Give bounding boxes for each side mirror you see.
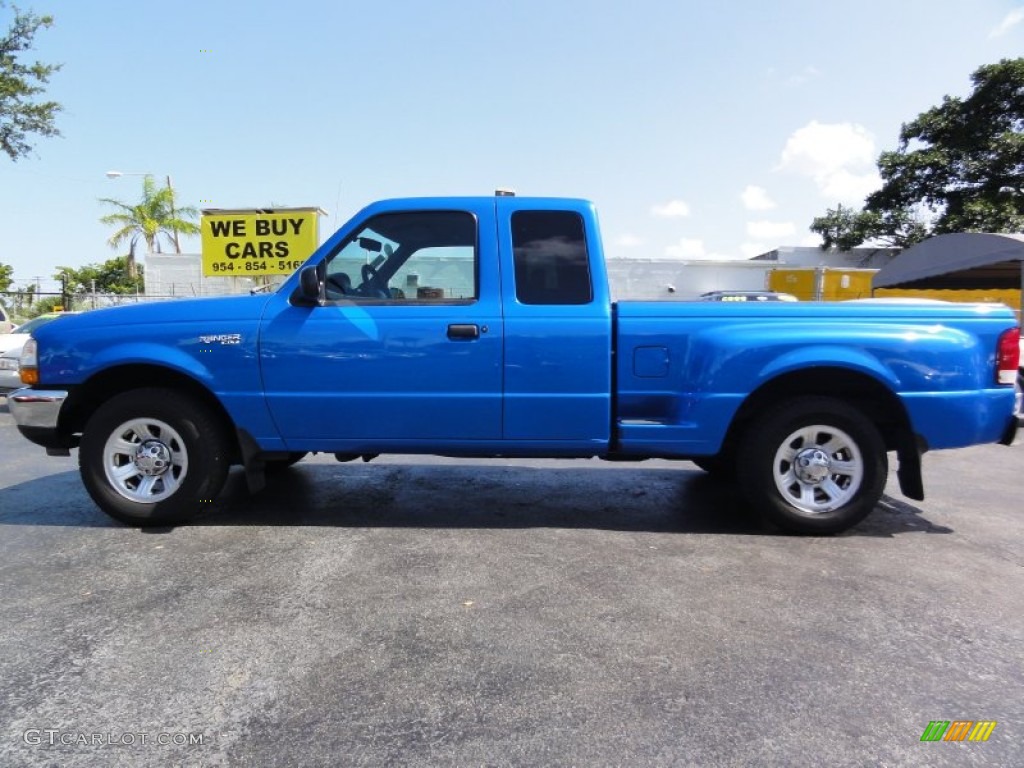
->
[293,265,323,306]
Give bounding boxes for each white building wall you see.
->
[606,259,775,300]
[143,254,274,296]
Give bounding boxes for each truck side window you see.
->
[512,211,593,305]
[324,211,477,301]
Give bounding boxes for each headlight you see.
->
[19,338,39,385]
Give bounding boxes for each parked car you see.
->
[699,290,799,302]
[0,313,79,393]
[0,304,14,334]
[0,347,22,394]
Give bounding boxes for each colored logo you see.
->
[920,720,997,742]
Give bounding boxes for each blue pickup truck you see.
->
[8,195,1021,533]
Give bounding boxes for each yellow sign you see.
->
[200,209,320,277]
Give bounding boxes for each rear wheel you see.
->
[737,397,887,534]
[79,388,230,526]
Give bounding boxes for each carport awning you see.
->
[873,232,1024,290]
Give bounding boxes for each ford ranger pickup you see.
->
[8,195,1021,533]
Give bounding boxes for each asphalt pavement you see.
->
[1,400,1022,767]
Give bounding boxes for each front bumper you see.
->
[7,388,77,453]
[8,387,68,428]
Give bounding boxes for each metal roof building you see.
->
[872,233,1024,321]
[873,233,1024,290]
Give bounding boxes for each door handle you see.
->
[447,324,480,340]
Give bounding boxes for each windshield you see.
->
[13,315,59,334]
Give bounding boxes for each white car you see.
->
[0,346,22,393]
[0,313,78,353]
[0,304,14,334]
[0,313,80,393]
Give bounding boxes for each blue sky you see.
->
[2,0,1024,290]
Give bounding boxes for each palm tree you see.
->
[98,175,200,277]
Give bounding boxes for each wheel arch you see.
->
[726,366,913,452]
[62,364,240,461]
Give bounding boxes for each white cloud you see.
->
[800,233,823,247]
[740,242,770,259]
[651,200,691,218]
[819,168,883,203]
[777,121,882,204]
[747,220,796,240]
[778,121,875,176]
[990,7,1024,37]
[741,185,776,211]
[615,234,645,248]
[665,237,706,259]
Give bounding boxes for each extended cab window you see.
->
[324,211,476,301]
[512,211,593,305]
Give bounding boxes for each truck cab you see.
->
[261,197,613,454]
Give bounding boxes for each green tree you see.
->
[811,205,929,250]
[0,2,61,161]
[0,260,12,293]
[98,175,199,277]
[23,292,60,317]
[54,255,144,296]
[811,58,1024,250]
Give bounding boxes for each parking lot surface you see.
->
[1,402,1022,767]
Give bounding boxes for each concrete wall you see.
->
[606,259,774,300]
[143,254,274,296]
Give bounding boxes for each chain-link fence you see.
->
[0,290,188,325]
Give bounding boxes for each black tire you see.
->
[265,452,308,473]
[736,397,888,535]
[79,388,230,527]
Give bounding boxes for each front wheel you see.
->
[736,397,888,535]
[79,388,230,527]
